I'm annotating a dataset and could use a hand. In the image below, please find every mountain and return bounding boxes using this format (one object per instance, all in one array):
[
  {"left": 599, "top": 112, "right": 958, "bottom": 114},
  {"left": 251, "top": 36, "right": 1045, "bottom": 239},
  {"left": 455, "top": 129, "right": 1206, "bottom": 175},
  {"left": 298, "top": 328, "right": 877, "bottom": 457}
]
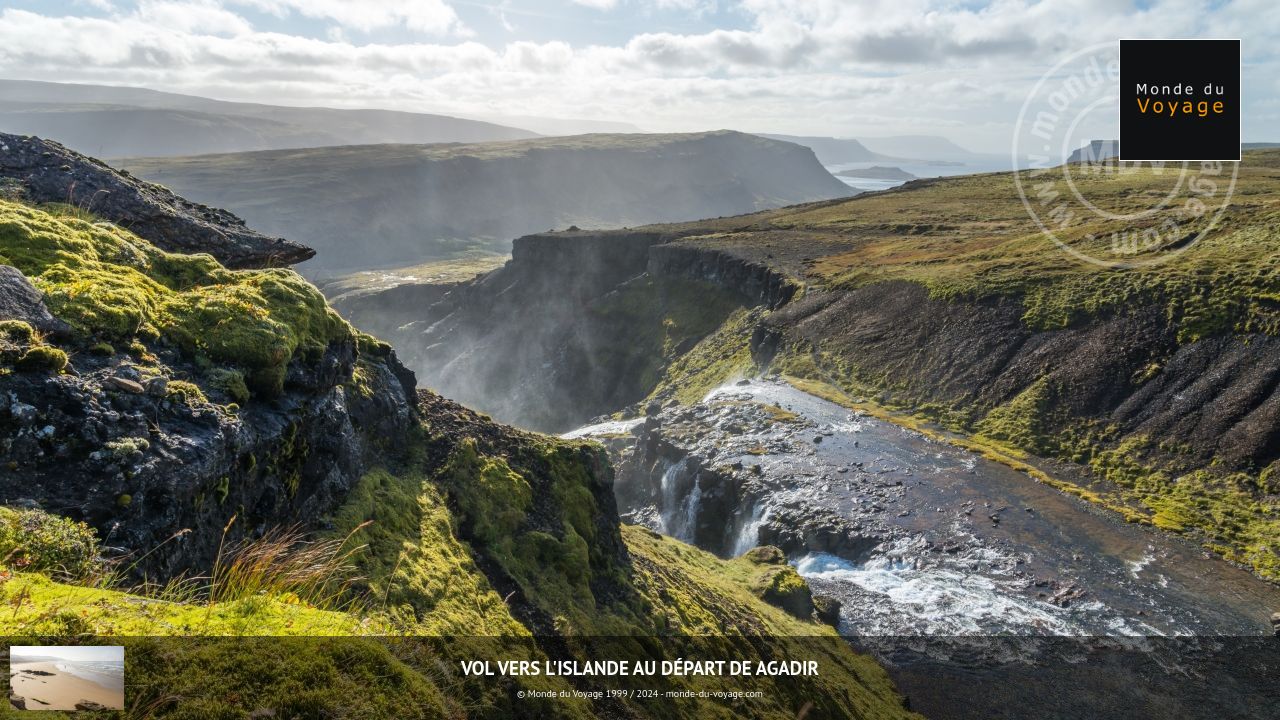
[
  {"left": 757, "top": 133, "right": 888, "bottom": 164},
  {"left": 0, "top": 79, "right": 537, "bottom": 156},
  {"left": 857, "top": 134, "right": 978, "bottom": 160},
  {"left": 119, "top": 131, "right": 855, "bottom": 275},
  {"left": 1068, "top": 139, "right": 1120, "bottom": 163},
  {"left": 470, "top": 114, "right": 644, "bottom": 135}
]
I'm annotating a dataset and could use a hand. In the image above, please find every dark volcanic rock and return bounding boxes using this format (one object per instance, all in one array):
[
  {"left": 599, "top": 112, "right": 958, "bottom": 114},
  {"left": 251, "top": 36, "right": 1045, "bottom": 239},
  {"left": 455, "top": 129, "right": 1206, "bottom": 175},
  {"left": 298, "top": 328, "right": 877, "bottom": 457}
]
[
  {"left": 0, "top": 133, "right": 312, "bottom": 268},
  {"left": 0, "top": 265, "right": 70, "bottom": 337}
]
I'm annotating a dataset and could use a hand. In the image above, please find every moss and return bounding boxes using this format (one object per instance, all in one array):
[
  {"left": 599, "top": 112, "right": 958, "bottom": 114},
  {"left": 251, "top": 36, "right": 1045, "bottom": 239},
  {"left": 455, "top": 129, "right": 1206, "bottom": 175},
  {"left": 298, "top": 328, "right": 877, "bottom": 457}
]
[
  {"left": 207, "top": 367, "right": 250, "bottom": 404},
  {"left": 116, "top": 493, "right": 133, "bottom": 508},
  {"left": 0, "top": 319, "right": 35, "bottom": 344},
  {"left": 356, "top": 331, "right": 393, "bottom": 358},
  {"left": 105, "top": 436, "right": 150, "bottom": 459},
  {"left": 13, "top": 345, "right": 67, "bottom": 373},
  {"left": 647, "top": 308, "right": 758, "bottom": 406},
  {"left": 88, "top": 341, "right": 115, "bottom": 356},
  {"left": 974, "top": 377, "right": 1057, "bottom": 455},
  {"left": 0, "top": 507, "right": 100, "bottom": 581},
  {"left": 166, "top": 379, "right": 208, "bottom": 405},
  {"left": 0, "top": 199, "right": 356, "bottom": 400}
]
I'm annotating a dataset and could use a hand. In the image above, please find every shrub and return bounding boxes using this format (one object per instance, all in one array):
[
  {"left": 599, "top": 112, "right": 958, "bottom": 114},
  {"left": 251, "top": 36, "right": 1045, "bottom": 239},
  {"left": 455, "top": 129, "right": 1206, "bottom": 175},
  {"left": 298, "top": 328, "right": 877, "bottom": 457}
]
[
  {"left": 14, "top": 345, "right": 67, "bottom": 373},
  {"left": 0, "top": 507, "right": 100, "bottom": 580}
]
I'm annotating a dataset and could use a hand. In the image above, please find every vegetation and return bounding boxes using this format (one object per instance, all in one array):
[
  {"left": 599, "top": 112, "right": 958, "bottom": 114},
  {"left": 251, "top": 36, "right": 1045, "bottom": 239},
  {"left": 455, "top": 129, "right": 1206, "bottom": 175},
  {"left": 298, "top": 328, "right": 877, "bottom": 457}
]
[{"left": 0, "top": 199, "right": 357, "bottom": 397}]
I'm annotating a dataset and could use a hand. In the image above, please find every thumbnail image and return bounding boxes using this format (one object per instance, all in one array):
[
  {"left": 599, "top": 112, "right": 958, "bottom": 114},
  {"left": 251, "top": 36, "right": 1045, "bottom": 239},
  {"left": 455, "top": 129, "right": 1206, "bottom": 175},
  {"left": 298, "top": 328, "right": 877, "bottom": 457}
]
[{"left": 9, "top": 646, "right": 124, "bottom": 712}]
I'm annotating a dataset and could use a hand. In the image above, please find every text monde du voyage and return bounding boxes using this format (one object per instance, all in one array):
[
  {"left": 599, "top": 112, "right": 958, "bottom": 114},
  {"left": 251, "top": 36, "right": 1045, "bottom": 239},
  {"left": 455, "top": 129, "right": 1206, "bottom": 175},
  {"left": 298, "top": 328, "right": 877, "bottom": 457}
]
[{"left": 1135, "top": 82, "right": 1228, "bottom": 118}]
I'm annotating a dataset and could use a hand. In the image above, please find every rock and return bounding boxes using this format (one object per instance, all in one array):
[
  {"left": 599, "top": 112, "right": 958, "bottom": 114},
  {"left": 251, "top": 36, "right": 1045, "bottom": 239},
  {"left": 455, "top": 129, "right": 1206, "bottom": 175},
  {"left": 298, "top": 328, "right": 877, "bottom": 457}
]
[
  {"left": 105, "top": 376, "right": 145, "bottom": 394},
  {"left": 75, "top": 700, "right": 112, "bottom": 711},
  {"left": 144, "top": 376, "right": 168, "bottom": 396},
  {"left": 743, "top": 545, "right": 787, "bottom": 565},
  {"left": 1271, "top": 612, "right": 1279, "bottom": 636},
  {"left": 0, "top": 265, "right": 71, "bottom": 338},
  {"left": 0, "top": 133, "right": 312, "bottom": 268},
  {"left": 812, "top": 594, "right": 842, "bottom": 627}
]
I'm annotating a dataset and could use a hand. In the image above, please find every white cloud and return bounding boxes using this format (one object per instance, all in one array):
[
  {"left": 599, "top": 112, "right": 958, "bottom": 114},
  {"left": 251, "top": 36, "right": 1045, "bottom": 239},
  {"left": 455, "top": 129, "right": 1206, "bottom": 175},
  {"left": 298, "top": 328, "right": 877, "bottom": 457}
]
[
  {"left": 569, "top": 0, "right": 620, "bottom": 10},
  {"left": 0, "top": 1, "right": 1274, "bottom": 151},
  {"left": 229, "top": 0, "right": 467, "bottom": 35},
  {"left": 137, "top": 1, "right": 253, "bottom": 36}
]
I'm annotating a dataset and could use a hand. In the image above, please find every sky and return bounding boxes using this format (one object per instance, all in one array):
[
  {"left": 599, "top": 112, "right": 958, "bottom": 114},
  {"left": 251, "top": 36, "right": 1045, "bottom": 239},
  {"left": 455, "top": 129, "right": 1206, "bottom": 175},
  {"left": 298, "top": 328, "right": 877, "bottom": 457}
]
[
  {"left": 0, "top": 0, "right": 1275, "bottom": 153},
  {"left": 12, "top": 645, "right": 125, "bottom": 663}
]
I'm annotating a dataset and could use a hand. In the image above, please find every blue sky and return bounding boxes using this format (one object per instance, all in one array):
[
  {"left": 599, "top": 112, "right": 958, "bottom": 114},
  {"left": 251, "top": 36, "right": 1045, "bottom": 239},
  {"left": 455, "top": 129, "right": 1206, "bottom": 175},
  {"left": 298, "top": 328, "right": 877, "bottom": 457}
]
[{"left": 0, "top": 1, "right": 1275, "bottom": 152}]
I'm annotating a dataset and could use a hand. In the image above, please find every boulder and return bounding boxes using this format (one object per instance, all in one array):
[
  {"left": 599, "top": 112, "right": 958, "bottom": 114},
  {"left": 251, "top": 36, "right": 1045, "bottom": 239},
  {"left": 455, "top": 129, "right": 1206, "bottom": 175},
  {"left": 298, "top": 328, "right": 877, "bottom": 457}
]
[
  {"left": 0, "top": 133, "right": 312, "bottom": 269},
  {"left": 0, "top": 265, "right": 70, "bottom": 337}
]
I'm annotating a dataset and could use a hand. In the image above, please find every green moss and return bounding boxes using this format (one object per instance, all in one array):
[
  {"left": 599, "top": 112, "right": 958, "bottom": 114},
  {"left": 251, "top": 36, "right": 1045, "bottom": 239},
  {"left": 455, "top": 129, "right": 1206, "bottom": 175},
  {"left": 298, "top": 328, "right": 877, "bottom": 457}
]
[
  {"left": 974, "top": 377, "right": 1057, "bottom": 455},
  {"left": 206, "top": 368, "right": 250, "bottom": 404},
  {"left": 0, "top": 507, "right": 100, "bottom": 580},
  {"left": 13, "top": 345, "right": 67, "bottom": 373},
  {"left": 0, "top": 199, "right": 356, "bottom": 399},
  {"left": 88, "top": 341, "right": 115, "bottom": 356},
  {"left": 647, "top": 307, "right": 758, "bottom": 406},
  {"left": 166, "top": 379, "right": 208, "bottom": 405},
  {"left": 0, "top": 319, "right": 35, "bottom": 344}
]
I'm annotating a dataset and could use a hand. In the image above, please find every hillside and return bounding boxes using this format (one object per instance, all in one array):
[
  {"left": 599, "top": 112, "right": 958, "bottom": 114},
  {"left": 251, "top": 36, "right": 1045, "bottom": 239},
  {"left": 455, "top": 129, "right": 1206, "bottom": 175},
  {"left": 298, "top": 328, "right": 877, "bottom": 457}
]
[
  {"left": 119, "top": 131, "right": 855, "bottom": 275},
  {"left": 758, "top": 134, "right": 888, "bottom": 164},
  {"left": 374, "top": 151, "right": 1280, "bottom": 584},
  {"left": 0, "top": 134, "right": 916, "bottom": 719},
  {"left": 0, "top": 79, "right": 537, "bottom": 157}
]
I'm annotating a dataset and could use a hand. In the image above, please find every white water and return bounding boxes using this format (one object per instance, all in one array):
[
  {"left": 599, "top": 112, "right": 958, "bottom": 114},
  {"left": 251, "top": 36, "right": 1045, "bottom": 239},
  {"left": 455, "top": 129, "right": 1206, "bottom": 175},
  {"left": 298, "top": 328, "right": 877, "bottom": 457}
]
[
  {"left": 732, "top": 504, "right": 768, "bottom": 557},
  {"left": 560, "top": 418, "right": 644, "bottom": 439},
  {"left": 795, "top": 551, "right": 1085, "bottom": 635},
  {"left": 658, "top": 458, "right": 689, "bottom": 537}
]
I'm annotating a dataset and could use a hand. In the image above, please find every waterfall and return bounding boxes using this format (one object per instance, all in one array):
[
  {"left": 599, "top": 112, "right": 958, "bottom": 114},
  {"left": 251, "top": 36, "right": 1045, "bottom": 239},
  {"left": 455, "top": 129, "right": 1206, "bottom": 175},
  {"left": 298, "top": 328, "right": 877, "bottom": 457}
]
[
  {"left": 732, "top": 504, "right": 768, "bottom": 557},
  {"left": 658, "top": 458, "right": 689, "bottom": 535}
]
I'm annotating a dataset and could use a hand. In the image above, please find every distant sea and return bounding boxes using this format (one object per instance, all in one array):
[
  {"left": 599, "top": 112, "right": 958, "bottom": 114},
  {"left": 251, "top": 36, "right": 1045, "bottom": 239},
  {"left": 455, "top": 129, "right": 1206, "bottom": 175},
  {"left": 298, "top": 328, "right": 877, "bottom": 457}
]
[
  {"left": 827, "top": 155, "right": 1025, "bottom": 191},
  {"left": 55, "top": 660, "right": 125, "bottom": 692}
]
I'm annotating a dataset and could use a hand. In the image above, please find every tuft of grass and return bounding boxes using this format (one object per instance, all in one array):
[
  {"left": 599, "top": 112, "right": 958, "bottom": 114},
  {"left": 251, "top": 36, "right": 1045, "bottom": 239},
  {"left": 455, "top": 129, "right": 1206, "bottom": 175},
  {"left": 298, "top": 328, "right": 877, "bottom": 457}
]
[{"left": 208, "top": 519, "right": 372, "bottom": 612}]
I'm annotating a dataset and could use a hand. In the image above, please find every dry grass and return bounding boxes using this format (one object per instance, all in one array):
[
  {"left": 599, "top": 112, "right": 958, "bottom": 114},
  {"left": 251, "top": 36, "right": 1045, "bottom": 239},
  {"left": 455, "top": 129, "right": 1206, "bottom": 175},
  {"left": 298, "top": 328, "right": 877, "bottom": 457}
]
[{"left": 209, "top": 518, "right": 373, "bottom": 611}]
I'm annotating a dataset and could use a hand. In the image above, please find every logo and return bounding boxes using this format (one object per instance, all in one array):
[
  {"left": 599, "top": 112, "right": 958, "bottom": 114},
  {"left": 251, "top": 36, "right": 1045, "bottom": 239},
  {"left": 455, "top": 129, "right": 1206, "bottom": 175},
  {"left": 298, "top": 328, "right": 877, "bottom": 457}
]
[{"left": 1011, "top": 42, "right": 1238, "bottom": 269}]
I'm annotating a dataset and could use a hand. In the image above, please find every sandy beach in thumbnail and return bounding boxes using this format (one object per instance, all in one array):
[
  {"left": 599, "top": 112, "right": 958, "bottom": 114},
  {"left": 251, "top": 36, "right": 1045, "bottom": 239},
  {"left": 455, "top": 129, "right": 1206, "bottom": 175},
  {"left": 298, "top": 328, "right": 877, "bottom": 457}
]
[{"left": 10, "top": 660, "right": 124, "bottom": 711}]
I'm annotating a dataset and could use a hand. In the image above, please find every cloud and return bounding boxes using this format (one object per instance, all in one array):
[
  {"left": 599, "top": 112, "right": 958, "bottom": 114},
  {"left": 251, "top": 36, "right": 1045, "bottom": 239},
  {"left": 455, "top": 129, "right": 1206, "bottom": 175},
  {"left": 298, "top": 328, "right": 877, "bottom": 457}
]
[
  {"left": 228, "top": 0, "right": 467, "bottom": 35},
  {"left": 569, "top": 0, "right": 620, "bottom": 9},
  {"left": 0, "top": 1, "right": 1274, "bottom": 151}
]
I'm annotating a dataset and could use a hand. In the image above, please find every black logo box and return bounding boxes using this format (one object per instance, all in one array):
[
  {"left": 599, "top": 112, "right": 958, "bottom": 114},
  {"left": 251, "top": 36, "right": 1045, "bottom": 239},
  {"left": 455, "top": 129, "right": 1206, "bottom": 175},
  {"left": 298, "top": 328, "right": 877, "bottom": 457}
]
[{"left": 1119, "top": 39, "right": 1240, "bottom": 161}]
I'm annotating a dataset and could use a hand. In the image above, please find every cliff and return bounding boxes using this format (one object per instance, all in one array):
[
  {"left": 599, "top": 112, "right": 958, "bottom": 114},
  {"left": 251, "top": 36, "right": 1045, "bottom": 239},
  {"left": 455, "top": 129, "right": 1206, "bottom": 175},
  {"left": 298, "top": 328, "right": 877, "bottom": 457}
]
[{"left": 118, "top": 131, "right": 855, "bottom": 274}]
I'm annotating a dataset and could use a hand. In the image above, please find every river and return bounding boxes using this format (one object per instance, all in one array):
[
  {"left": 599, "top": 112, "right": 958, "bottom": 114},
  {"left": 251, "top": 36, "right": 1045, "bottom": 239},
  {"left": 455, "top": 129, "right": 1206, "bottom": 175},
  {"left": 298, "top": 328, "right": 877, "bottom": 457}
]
[{"left": 568, "top": 377, "right": 1280, "bottom": 718}]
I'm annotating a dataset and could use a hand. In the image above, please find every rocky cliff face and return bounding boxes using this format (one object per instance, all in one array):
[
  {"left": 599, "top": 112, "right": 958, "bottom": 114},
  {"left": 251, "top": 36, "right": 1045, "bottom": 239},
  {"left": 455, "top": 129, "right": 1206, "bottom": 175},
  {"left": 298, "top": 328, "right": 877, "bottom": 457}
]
[
  {"left": 0, "top": 154, "right": 411, "bottom": 575},
  {"left": 376, "top": 223, "right": 798, "bottom": 432}
]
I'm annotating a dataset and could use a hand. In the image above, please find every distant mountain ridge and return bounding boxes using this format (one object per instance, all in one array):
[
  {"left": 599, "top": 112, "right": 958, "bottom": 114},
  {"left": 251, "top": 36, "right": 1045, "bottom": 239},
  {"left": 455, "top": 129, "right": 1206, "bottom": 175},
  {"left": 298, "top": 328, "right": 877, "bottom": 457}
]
[
  {"left": 0, "top": 79, "right": 537, "bottom": 157},
  {"left": 758, "top": 134, "right": 889, "bottom": 164},
  {"left": 119, "top": 130, "right": 855, "bottom": 275}
]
